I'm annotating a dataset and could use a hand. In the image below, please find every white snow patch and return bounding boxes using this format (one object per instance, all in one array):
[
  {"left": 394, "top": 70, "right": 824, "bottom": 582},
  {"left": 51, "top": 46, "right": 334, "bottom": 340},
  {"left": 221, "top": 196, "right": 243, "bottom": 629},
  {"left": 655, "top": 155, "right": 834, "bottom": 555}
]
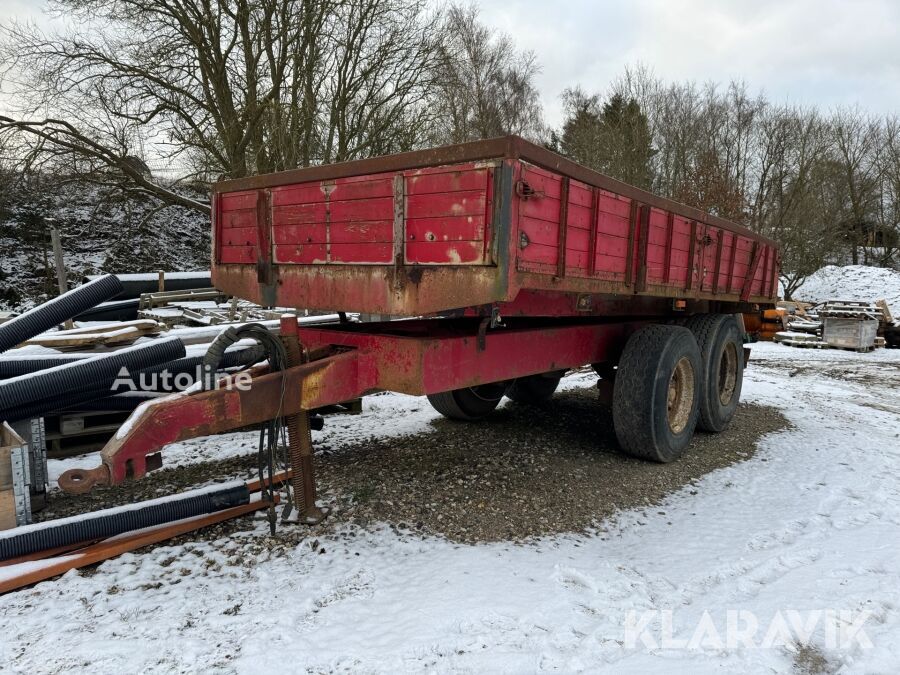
[
  {"left": 17, "top": 347, "right": 900, "bottom": 673},
  {"left": 794, "top": 264, "right": 900, "bottom": 313}
]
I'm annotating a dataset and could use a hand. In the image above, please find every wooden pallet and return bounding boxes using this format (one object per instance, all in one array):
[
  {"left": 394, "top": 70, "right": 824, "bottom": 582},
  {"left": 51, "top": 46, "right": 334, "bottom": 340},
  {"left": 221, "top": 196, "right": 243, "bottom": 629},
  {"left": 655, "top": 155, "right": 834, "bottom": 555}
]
[{"left": 44, "top": 410, "right": 133, "bottom": 459}]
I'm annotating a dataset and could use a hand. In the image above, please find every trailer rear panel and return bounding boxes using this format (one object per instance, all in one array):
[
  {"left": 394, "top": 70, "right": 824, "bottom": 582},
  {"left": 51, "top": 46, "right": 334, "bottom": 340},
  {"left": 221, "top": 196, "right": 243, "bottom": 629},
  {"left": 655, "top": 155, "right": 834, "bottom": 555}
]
[{"left": 212, "top": 136, "right": 778, "bottom": 316}]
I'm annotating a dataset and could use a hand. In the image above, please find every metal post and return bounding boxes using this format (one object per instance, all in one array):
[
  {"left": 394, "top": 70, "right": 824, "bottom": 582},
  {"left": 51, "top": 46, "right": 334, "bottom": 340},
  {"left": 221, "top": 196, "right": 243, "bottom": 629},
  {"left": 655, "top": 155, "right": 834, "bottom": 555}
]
[
  {"left": 50, "top": 225, "right": 74, "bottom": 330},
  {"left": 279, "top": 315, "right": 326, "bottom": 524}
]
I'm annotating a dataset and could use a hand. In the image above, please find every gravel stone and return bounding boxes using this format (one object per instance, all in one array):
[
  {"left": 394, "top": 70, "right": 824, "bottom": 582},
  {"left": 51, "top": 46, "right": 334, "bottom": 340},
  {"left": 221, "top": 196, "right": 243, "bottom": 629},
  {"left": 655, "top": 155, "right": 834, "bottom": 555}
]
[{"left": 37, "top": 385, "right": 788, "bottom": 547}]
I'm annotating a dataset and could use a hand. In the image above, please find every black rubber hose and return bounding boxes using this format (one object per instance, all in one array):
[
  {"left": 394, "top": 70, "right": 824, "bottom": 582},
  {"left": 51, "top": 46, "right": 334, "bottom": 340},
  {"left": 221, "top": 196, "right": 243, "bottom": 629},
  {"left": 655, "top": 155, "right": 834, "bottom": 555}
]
[
  {"left": 0, "top": 336, "right": 185, "bottom": 411},
  {"left": 202, "top": 324, "right": 285, "bottom": 390},
  {"left": 0, "top": 275, "right": 124, "bottom": 354},
  {"left": 0, "top": 482, "right": 250, "bottom": 561}
]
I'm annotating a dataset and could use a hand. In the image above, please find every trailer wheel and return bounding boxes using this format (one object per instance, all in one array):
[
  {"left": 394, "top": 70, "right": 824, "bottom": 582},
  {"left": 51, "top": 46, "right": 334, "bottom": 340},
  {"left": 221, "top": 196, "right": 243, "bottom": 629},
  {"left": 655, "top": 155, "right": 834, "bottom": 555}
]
[
  {"left": 613, "top": 325, "right": 702, "bottom": 462},
  {"left": 427, "top": 382, "right": 508, "bottom": 421},
  {"left": 685, "top": 314, "right": 744, "bottom": 432},
  {"left": 506, "top": 373, "right": 562, "bottom": 404}
]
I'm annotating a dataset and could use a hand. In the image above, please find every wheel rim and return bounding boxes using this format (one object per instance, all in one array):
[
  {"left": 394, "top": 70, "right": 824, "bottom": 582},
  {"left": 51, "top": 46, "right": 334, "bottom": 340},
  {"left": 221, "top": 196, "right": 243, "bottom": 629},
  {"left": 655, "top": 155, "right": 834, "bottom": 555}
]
[
  {"left": 717, "top": 342, "right": 738, "bottom": 406},
  {"left": 667, "top": 356, "right": 694, "bottom": 434}
]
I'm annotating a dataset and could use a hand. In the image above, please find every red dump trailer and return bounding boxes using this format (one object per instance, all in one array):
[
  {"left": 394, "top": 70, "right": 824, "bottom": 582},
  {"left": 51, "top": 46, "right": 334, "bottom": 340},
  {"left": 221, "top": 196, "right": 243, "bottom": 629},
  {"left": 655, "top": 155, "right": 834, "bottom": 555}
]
[{"left": 60, "top": 137, "right": 779, "bottom": 522}]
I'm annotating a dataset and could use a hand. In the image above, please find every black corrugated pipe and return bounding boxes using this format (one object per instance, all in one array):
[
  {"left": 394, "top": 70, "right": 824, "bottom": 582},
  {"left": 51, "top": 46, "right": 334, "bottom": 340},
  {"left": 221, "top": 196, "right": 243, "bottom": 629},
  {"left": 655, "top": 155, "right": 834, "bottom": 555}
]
[
  {"left": 0, "top": 481, "right": 250, "bottom": 561},
  {"left": 0, "top": 384, "right": 137, "bottom": 422},
  {"left": 0, "top": 336, "right": 185, "bottom": 412},
  {"left": 86, "top": 272, "right": 212, "bottom": 300},
  {"left": 83, "top": 272, "right": 212, "bottom": 300},
  {"left": 0, "top": 345, "right": 262, "bottom": 420},
  {"left": 73, "top": 298, "right": 139, "bottom": 322},
  {"left": 0, "top": 354, "right": 91, "bottom": 379},
  {"left": 0, "top": 343, "right": 264, "bottom": 380},
  {"left": 0, "top": 275, "right": 124, "bottom": 354}
]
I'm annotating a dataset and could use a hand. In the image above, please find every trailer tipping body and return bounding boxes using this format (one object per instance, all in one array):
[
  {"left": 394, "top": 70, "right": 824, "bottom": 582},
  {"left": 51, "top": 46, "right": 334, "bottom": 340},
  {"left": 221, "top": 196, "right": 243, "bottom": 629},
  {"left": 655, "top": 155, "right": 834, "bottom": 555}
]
[{"left": 211, "top": 136, "right": 778, "bottom": 317}]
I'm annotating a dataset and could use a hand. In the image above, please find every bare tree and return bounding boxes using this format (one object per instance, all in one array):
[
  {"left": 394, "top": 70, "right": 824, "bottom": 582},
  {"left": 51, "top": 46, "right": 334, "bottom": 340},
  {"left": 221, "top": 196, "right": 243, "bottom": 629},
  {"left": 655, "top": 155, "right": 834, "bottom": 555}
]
[
  {"left": 0, "top": 0, "right": 443, "bottom": 214},
  {"left": 830, "top": 107, "right": 882, "bottom": 264},
  {"left": 428, "top": 4, "right": 544, "bottom": 144},
  {"left": 875, "top": 116, "right": 900, "bottom": 265}
]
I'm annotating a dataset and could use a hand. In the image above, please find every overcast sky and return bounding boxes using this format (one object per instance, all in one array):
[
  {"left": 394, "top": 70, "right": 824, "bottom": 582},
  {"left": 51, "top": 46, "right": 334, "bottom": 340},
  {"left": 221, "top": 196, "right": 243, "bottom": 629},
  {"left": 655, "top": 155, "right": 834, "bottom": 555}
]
[
  {"left": 480, "top": 0, "right": 900, "bottom": 126},
  {"left": 2, "top": 0, "right": 898, "bottom": 128}
]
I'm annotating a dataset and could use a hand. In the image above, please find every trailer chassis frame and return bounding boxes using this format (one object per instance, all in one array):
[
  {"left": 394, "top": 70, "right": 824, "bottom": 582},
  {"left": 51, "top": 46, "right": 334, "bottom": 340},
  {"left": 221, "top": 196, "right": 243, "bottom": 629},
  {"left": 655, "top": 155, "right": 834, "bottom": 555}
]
[{"left": 58, "top": 315, "right": 647, "bottom": 512}]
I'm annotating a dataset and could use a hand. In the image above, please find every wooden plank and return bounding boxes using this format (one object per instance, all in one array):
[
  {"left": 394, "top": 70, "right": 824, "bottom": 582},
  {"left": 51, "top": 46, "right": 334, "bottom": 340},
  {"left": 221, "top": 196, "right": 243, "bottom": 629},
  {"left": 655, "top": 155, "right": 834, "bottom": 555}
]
[
  {"left": 405, "top": 241, "right": 484, "bottom": 264},
  {"left": 220, "top": 208, "right": 257, "bottom": 229},
  {"left": 406, "top": 216, "right": 486, "bottom": 243},
  {"left": 405, "top": 169, "right": 488, "bottom": 195},
  {"left": 406, "top": 191, "right": 486, "bottom": 219},
  {"left": 0, "top": 490, "right": 16, "bottom": 532},
  {"left": 35, "top": 320, "right": 159, "bottom": 337},
  {"left": 331, "top": 242, "right": 393, "bottom": 263},
  {"left": 24, "top": 325, "right": 156, "bottom": 348},
  {"left": 274, "top": 243, "right": 328, "bottom": 264},
  {"left": 219, "top": 191, "right": 257, "bottom": 211}
]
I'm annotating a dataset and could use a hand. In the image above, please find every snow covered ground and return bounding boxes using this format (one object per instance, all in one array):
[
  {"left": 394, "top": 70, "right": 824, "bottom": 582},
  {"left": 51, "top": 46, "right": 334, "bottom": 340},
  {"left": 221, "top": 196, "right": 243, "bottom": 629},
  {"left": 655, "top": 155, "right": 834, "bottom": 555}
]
[
  {"left": 3, "top": 343, "right": 900, "bottom": 673},
  {"left": 794, "top": 264, "right": 900, "bottom": 311}
]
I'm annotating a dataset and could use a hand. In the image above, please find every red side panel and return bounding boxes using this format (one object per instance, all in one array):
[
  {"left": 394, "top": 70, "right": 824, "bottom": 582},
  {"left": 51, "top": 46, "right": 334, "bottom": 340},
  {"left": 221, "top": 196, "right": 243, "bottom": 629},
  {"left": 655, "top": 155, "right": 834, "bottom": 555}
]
[
  {"left": 218, "top": 191, "right": 259, "bottom": 264},
  {"left": 218, "top": 163, "right": 496, "bottom": 266},
  {"left": 403, "top": 165, "right": 493, "bottom": 265},
  {"left": 513, "top": 160, "right": 777, "bottom": 301},
  {"left": 593, "top": 190, "right": 631, "bottom": 280},
  {"left": 271, "top": 173, "right": 395, "bottom": 264}
]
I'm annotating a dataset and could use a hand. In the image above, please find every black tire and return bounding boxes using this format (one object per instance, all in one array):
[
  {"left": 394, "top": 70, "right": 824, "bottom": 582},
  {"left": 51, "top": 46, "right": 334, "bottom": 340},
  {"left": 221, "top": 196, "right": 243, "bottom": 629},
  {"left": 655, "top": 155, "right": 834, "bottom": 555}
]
[
  {"left": 613, "top": 325, "right": 702, "bottom": 462},
  {"left": 506, "top": 373, "right": 562, "bottom": 404},
  {"left": 427, "top": 382, "right": 508, "bottom": 421},
  {"left": 684, "top": 314, "right": 744, "bottom": 433}
]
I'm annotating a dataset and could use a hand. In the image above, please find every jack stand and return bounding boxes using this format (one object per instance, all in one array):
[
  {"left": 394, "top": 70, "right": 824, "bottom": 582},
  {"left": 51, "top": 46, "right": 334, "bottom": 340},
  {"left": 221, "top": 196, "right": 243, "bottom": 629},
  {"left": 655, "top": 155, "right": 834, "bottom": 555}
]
[{"left": 280, "top": 316, "right": 327, "bottom": 525}]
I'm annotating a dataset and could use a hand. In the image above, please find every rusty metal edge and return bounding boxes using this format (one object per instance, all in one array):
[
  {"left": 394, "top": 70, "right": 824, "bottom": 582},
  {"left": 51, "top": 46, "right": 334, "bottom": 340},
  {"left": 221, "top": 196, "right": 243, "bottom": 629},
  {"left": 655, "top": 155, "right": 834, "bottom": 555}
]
[{"left": 212, "top": 135, "right": 778, "bottom": 249}]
